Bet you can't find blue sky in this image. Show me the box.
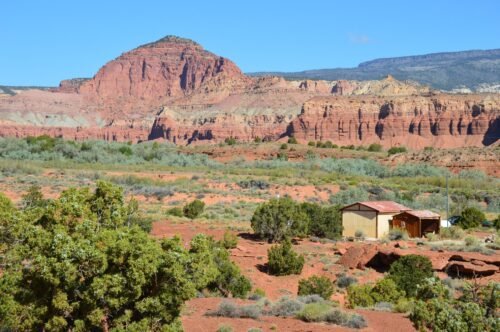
[1,0,499,86]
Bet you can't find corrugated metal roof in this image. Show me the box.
[343,201,411,213]
[403,210,441,219]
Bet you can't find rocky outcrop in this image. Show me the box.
[0,35,498,148]
[337,243,500,277]
[78,36,252,113]
[289,94,500,149]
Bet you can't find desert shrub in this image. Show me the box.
[280,143,288,150]
[388,255,433,297]
[440,226,465,239]
[373,302,393,311]
[410,296,498,332]
[298,275,334,299]
[276,152,288,161]
[308,141,316,147]
[391,163,449,178]
[458,207,485,229]
[323,141,333,148]
[251,197,309,243]
[329,187,370,206]
[254,136,262,143]
[415,278,451,301]
[354,229,366,240]
[221,230,238,249]
[394,298,413,313]
[371,278,405,303]
[387,228,409,241]
[347,284,375,308]
[118,145,133,156]
[297,294,325,304]
[336,274,358,288]
[167,206,184,217]
[247,328,262,332]
[494,215,500,230]
[183,199,205,219]
[217,325,234,332]
[464,235,479,247]
[248,288,266,300]
[388,146,407,155]
[267,297,304,317]
[208,300,261,319]
[300,202,342,239]
[225,137,237,145]
[21,184,47,209]
[287,136,298,144]
[237,179,269,190]
[296,302,332,322]
[267,239,305,276]
[367,143,383,152]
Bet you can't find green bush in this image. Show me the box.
[388,255,433,297]
[308,141,316,147]
[254,136,262,143]
[458,207,485,229]
[287,136,298,144]
[440,226,465,239]
[208,301,261,319]
[225,137,237,145]
[296,302,332,322]
[217,325,234,332]
[371,278,405,303]
[300,202,342,239]
[464,235,479,247]
[347,284,375,308]
[280,143,288,150]
[267,239,305,276]
[368,143,383,152]
[387,228,409,241]
[118,145,133,156]
[183,199,205,219]
[167,206,184,217]
[323,141,333,148]
[336,274,358,288]
[388,146,407,155]
[251,197,309,243]
[221,230,238,249]
[298,275,334,299]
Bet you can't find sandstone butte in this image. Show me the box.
[0,35,498,149]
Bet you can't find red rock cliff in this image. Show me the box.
[289,94,500,148]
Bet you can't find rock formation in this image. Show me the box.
[289,94,500,149]
[0,35,498,148]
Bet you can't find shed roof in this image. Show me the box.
[396,210,441,219]
[341,201,411,213]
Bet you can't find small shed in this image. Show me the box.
[341,201,411,238]
[391,210,441,238]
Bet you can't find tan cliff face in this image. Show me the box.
[0,36,498,148]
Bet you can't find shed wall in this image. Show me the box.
[342,209,377,238]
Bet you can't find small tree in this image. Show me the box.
[298,275,334,299]
[183,199,205,219]
[287,136,298,144]
[308,141,316,147]
[458,207,485,229]
[267,239,305,276]
[300,203,342,239]
[280,143,288,150]
[388,255,433,297]
[251,197,309,243]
